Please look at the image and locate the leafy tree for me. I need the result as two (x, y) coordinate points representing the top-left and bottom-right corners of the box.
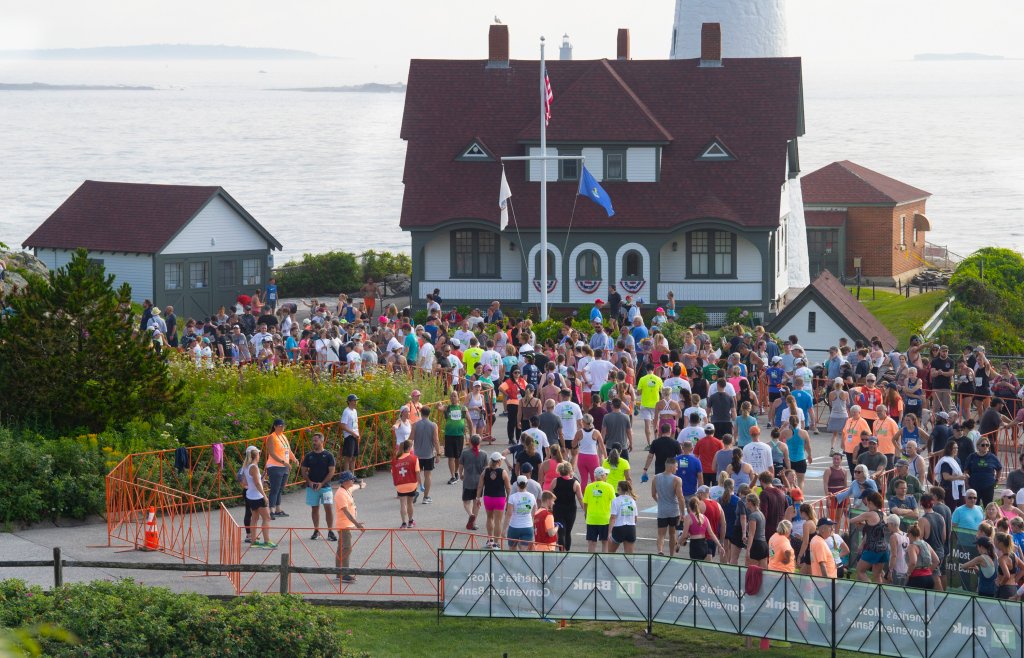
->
(937, 247), (1024, 354)
(359, 249), (411, 282)
(0, 248), (181, 432)
(274, 250), (361, 297)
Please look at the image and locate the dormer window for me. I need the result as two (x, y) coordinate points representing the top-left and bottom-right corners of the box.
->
(697, 139), (735, 161)
(456, 140), (495, 162)
(604, 150), (626, 180)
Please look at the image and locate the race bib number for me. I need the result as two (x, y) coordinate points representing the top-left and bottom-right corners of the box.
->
(450, 409), (462, 421)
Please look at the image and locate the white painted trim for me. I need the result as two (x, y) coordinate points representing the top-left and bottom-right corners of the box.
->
(615, 241), (651, 283)
(527, 243), (563, 303)
(567, 242), (610, 303)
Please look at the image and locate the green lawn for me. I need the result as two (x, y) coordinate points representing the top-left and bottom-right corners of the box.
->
(847, 287), (947, 349)
(338, 608), (866, 657)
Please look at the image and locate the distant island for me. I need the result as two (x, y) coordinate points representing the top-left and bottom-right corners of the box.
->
(272, 82), (406, 93)
(914, 52), (1004, 61)
(0, 44), (329, 60)
(0, 82), (154, 90)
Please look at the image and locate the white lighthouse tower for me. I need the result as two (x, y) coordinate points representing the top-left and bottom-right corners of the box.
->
(670, 0), (809, 290)
(670, 0), (788, 58)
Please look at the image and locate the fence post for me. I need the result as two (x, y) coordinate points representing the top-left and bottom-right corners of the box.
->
(279, 553), (289, 595)
(831, 577), (836, 658)
(53, 547), (63, 589)
(646, 555), (653, 637)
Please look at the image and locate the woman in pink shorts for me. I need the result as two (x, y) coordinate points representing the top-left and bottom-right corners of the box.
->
(478, 452), (511, 549)
(573, 414), (606, 490)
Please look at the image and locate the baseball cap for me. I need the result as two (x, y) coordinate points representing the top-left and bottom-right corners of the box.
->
(594, 467), (609, 477)
(519, 344), (534, 353)
(338, 471), (357, 484)
(347, 394), (359, 402)
(868, 436), (878, 444)
(696, 485), (710, 494)
(772, 478), (783, 486)
(245, 445), (260, 455)
(594, 299), (604, 305)
(450, 338), (461, 348)
(656, 307), (665, 313)
(790, 488), (804, 501)
(817, 518), (836, 527)
(272, 418), (285, 427)
(472, 380), (482, 387)
(896, 458), (909, 467)
(574, 340), (585, 348)
(792, 344), (804, 352)
(489, 452), (503, 462)
(704, 424), (716, 434)
(411, 389), (422, 397)
(771, 356), (783, 364)
(937, 411), (949, 420)
(1002, 489), (1015, 499)
(516, 475), (529, 485)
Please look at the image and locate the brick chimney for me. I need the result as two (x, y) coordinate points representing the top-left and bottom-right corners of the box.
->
(617, 28), (630, 60)
(700, 23), (722, 67)
(488, 24), (509, 69)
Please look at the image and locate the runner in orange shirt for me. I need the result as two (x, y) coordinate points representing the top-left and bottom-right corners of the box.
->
(334, 471), (365, 584)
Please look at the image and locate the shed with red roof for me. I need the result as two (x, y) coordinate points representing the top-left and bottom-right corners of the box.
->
(24, 180), (282, 319)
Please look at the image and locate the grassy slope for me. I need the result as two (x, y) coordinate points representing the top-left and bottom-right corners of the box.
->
(338, 608), (867, 658)
(846, 288), (947, 349)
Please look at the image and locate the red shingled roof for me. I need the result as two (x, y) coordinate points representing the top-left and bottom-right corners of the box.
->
(768, 270), (898, 351)
(801, 160), (931, 206)
(400, 56), (803, 230)
(24, 180), (281, 253)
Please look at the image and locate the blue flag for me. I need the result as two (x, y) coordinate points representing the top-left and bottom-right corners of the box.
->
(577, 165), (615, 217)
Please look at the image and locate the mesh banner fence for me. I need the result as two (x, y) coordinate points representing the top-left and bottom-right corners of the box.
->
(440, 549), (1024, 658)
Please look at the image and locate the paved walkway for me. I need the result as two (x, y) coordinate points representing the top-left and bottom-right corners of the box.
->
(0, 408), (839, 598)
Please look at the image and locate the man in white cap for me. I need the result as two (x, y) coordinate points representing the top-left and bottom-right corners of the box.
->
(583, 466), (615, 553)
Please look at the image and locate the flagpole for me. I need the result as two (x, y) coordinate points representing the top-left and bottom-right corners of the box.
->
(539, 36), (549, 321)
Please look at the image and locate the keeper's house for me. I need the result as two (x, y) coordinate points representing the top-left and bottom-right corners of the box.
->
(400, 24), (805, 321)
(24, 180), (282, 320)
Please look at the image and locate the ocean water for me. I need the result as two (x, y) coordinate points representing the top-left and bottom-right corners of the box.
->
(0, 58), (1021, 263)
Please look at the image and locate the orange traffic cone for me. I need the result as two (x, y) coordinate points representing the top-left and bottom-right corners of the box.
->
(143, 506), (159, 550)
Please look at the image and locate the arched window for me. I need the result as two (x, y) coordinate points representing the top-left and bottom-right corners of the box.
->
(577, 250), (601, 280)
(623, 250), (642, 279)
(535, 250), (556, 279)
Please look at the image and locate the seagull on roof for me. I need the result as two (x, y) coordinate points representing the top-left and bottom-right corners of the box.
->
(494, 16), (502, 24)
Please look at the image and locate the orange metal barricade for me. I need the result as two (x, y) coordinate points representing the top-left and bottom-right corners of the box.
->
(216, 506), (556, 597)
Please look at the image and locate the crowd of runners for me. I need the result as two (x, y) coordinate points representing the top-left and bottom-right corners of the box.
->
(143, 282), (1024, 596)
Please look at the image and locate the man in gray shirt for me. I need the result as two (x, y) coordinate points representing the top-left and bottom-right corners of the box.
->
(458, 434), (488, 530)
(708, 379), (736, 440)
(602, 397), (633, 459)
(537, 399), (564, 451)
(412, 407), (440, 504)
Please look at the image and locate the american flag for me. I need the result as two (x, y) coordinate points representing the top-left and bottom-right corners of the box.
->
(544, 67), (553, 125)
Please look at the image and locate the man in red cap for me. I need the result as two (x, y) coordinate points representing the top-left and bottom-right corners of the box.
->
(590, 298), (605, 323)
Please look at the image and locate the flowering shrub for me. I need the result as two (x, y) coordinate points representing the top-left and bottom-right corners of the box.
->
(0, 579), (352, 657)
(0, 431), (106, 524)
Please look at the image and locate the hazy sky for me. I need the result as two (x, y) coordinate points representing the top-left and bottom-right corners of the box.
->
(2, 1), (1022, 78)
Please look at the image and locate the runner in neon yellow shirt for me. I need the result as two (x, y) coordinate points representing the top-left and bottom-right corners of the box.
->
(462, 339), (484, 378)
(583, 467), (617, 551)
(636, 371), (664, 448)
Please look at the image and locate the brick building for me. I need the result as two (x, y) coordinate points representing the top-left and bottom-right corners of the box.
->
(801, 160), (932, 286)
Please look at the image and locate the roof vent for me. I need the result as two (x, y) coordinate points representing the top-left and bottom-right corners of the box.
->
(617, 28), (630, 60)
(488, 24), (509, 69)
(700, 23), (722, 68)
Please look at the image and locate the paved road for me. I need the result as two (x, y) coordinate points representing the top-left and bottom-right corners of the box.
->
(0, 407), (839, 599)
